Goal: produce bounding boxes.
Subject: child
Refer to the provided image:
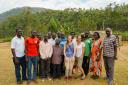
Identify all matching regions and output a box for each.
[52,39,63,79]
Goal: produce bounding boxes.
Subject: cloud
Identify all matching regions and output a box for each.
[0,0,128,14]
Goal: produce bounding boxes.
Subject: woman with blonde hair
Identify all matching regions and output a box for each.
[64,35,76,80]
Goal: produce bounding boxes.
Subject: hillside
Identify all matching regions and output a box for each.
[0,7,50,21]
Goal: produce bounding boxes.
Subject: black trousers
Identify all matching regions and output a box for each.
[52,64,61,78]
[82,56,90,75]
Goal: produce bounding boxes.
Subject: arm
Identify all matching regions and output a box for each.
[39,41,44,59]
[48,45,53,58]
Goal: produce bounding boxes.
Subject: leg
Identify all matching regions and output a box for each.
[108,57,115,83]
[52,64,57,78]
[41,59,46,78]
[103,56,110,78]
[20,56,27,80]
[46,58,51,78]
[13,57,21,82]
[69,57,75,77]
[86,57,90,75]
[32,57,38,80]
[27,57,32,80]
[65,58,70,77]
[56,64,61,78]
[82,56,88,75]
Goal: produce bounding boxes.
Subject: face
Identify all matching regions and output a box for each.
[31,31,37,37]
[93,33,98,40]
[106,30,111,37]
[52,33,56,39]
[16,29,22,37]
[77,36,81,42]
[44,36,48,42]
[85,33,89,38]
[68,35,72,43]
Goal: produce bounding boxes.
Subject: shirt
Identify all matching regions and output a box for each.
[103,35,117,57]
[25,37,39,56]
[48,38,55,46]
[39,41,53,59]
[84,38,92,57]
[52,46,63,64]
[11,36,25,57]
[60,37,67,48]
[76,42,85,57]
[65,43,74,57]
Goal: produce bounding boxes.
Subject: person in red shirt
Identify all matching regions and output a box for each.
[25,30,39,84]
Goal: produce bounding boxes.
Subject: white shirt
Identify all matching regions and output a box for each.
[48,38,55,46]
[11,36,25,57]
[39,41,53,59]
[76,42,85,57]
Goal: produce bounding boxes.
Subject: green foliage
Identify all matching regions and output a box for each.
[0,3,128,39]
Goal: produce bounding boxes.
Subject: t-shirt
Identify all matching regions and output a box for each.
[65,43,74,57]
[25,37,39,56]
[52,46,63,64]
[84,38,92,57]
[48,38,55,46]
[11,36,25,57]
[76,42,85,57]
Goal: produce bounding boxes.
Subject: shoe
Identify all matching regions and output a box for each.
[48,77,52,81]
[64,77,68,80]
[32,79,38,84]
[68,76,73,79]
[27,80,31,85]
[17,81,23,84]
[81,75,85,80]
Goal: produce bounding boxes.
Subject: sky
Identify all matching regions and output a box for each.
[0,0,128,14]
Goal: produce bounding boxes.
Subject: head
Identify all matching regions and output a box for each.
[48,32,52,39]
[55,39,60,46]
[44,35,48,42]
[16,28,22,38]
[81,33,85,41]
[61,32,65,39]
[57,32,61,38]
[70,32,75,39]
[106,28,112,37]
[93,32,100,40]
[52,33,56,40]
[67,35,72,43]
[31,30,37,38]
[37,33,42,40]
[77,35,82,43]
[85,31,89,38]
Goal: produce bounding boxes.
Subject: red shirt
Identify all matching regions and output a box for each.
[25,37,39,56]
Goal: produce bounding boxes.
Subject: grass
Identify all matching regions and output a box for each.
[0,42,128,85]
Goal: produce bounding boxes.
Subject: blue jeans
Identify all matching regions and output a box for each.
[27,56,38,80]
[13,56,27,82]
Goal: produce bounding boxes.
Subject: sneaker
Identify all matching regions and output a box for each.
[17,81,23,84]
[42,78,46,82]
[48,77,52,81]
[81,75,85,80]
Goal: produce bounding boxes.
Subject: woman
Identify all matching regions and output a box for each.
[75,35,85,80]
[64,35,76,80]
[90,32,103,79]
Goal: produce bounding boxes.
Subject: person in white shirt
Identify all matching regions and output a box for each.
[11,28,27,84]
[39,35,53,81]
[75,35,85,80]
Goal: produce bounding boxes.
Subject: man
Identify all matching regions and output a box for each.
[39,35,53,81]
[25,30,39,84]
[103,28,117,85]
[82,31,92,76]
[11,28,27,84]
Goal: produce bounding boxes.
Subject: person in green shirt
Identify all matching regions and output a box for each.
[82,32,92,76]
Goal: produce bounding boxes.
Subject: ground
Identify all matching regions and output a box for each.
[0,42,128,85]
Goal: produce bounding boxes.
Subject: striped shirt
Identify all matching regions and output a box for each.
[103,35,117,57]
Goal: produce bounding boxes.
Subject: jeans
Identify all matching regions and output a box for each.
[52,64,61,78]
[27,56,38,80]
[13,56,27,82]
[41,58,51,78]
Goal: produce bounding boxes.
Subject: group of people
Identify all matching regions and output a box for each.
[11,27,117,85]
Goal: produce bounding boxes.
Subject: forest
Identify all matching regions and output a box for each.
[0,3,128,40]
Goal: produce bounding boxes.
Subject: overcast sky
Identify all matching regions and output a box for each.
[0,0,128,14]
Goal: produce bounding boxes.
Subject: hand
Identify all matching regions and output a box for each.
[25,57,28,63]
[14,58,19,64]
